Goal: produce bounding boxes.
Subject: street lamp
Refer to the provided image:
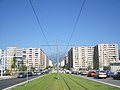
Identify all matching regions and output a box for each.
[27,53,29,82]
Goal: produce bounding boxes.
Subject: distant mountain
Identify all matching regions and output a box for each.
[49,53,65,64]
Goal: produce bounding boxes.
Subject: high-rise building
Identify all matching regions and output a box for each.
[0,49,6,74]
[22,48,49,71]
[7,47,49,71]
[6,47,23,71]
[93,44,119,69]
[68,46,94,70]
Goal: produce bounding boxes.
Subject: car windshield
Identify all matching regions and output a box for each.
[99,71,105,73]
[19,73,24,75]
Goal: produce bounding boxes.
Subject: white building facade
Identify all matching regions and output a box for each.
[7,47,48,72]
[22,48,48,71]
[68,46,94,70]
[93,44,119,69]
[0,49,6,75]
[6,47,23,71]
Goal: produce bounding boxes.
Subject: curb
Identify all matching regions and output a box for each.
[77,75,120,89]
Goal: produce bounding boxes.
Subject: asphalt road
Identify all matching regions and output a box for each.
[77,75,120,87]
[0,75,41,90]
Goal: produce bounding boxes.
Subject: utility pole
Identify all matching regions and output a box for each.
[56,40,59,80]
[27,54,29,82]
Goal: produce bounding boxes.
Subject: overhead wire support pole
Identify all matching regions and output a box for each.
[56,40,59,80]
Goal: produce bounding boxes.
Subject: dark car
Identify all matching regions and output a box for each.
[17,72,27,78]
[87,71,95,77]
[113,72,120,80]
[27,72,33,77]
[105,71,114,77]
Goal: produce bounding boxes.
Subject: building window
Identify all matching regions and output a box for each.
[23,51,26,54]
[23,55,26,58]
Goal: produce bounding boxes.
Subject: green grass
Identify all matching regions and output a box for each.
[12,73,120,90]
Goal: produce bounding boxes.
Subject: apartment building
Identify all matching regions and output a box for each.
[22,48,49,71]
[7,47,49,71]
[0,49,6,74]
[93,44,119,69]
[68,46,94,70]
[6,47,23,71]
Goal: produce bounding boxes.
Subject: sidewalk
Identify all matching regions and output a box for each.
[0,76,16,80]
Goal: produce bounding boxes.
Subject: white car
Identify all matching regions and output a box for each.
[94,70,107,79]
[66,70,71,74]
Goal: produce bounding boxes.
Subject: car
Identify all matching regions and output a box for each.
[74,71,80,75]
[27,72,33,77]
[94,70,107,79]
[17,72,27,78]
[65,70,71,74]
[80,70,87,75]
[113,72,120,80]
[105,71,114,77]
[32,72,38,76]
[87,71,95,77]
[36,72,41,75]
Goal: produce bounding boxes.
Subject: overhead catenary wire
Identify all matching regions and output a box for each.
[29,0,49,44]
[65,0,86,54]
[29,0,52,59]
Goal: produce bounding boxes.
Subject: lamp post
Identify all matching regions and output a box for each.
[27,55,29,82]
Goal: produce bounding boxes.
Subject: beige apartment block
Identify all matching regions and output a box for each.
[68,46,94,70]
[93,44,119,69]
[6,47,23,71]
[23,48,48,71]
[7,47,48,72]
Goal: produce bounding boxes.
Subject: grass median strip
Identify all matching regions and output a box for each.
[12,73,120,90]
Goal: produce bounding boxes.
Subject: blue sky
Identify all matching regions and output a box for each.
[0,0,120,60]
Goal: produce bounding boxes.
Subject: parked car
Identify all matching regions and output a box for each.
[17,72,27,78]
[80,70,87,75]
[32,72,38,76]
[65,70,71,74]
[113,72,120,80]
[74,71,80,75]
[94,70,107,79]
[87,71,95,77]
[27,72,33,77]
[36,72,41,75]
[105,71,114,77]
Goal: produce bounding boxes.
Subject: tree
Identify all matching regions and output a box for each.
[30,67,35,72]
[3,68,10,76]
[19,65,27,71]
[46,66,53,69]
[87,66,92,70]
[11,54,17,71]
